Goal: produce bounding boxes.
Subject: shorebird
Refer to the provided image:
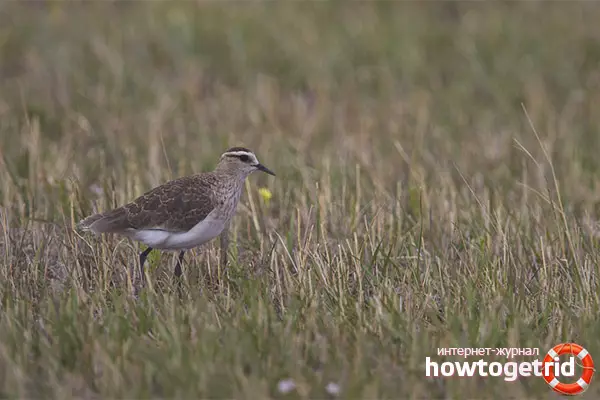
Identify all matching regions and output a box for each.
[78,147,275,280]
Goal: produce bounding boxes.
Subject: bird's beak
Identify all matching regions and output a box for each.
[256,163,276,176]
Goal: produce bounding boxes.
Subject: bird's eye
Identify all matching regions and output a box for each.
[239,154,250,162]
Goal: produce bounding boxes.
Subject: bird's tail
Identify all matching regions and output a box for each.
[77,207,129,234]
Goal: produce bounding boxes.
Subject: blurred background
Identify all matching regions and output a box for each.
[1,2,599,208]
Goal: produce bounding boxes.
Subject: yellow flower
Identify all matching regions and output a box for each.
[258,187,273,204]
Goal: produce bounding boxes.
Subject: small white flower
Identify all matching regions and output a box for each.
[277,378,296,394]
[325,382,341,396]
[89,183,104,196]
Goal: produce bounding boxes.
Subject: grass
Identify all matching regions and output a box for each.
[1,2,600,399]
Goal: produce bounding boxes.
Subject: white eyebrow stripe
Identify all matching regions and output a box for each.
[222,151,259,163]
[223,151,254,157]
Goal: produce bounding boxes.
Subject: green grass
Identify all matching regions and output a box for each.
[1,2,600,399]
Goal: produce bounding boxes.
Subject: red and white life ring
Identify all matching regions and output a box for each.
[543,343,595,396]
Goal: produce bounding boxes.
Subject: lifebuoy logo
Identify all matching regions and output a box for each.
[542,343,595,396]
[427,342,595,396]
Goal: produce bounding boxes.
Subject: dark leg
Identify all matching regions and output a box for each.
[219,227,230,267]
[139,247,154,278]
[174,251,185,278]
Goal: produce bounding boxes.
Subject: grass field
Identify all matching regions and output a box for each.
[1,2,599,399]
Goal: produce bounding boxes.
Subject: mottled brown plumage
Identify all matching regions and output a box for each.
[80,174,220,233]
[78,147,275,282]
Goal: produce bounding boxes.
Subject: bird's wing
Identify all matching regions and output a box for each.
[80,174,218,234]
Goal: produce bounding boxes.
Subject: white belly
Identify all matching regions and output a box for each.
[127,211,226,250]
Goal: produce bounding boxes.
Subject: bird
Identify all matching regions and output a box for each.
[77,146,275,281]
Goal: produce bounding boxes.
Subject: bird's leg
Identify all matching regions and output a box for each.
[174,251,185,278]
[139,247,154,279]
[219,224,230,268]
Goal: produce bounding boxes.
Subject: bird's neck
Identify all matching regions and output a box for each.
[214,163,250,181]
